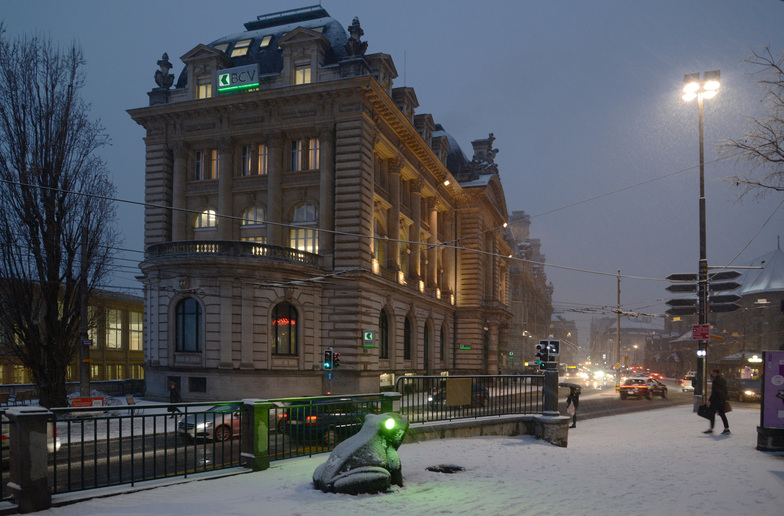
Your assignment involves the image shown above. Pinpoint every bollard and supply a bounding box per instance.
[542,361,560,416]
[6,406,52,513]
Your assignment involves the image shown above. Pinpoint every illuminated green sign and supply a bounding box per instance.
[217,65,259,93]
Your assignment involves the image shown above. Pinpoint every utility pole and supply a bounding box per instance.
[79,222,90,396]
[616,270,621,391]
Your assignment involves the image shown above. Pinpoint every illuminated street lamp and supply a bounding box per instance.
[682,70,720,405]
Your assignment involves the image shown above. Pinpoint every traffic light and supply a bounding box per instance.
[333,353,341,368]
[323,349,333,370]
[535,341,549,369]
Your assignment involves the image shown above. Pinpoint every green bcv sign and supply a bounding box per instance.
[217,65,259,93]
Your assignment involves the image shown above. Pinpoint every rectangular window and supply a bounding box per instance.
[294,65,311,85]
[307,138,319,169]
[258,144,268,175]
[198,78,212,99]
[88,306,99,348]
[291,140,302,171]
[259,35,273,48]
[129,311,143,351]
[105,309,123,349]
[189,377,207,393]
[289,228,318,254]
[291,139,319,171]
[231,39,252,57]
[131,364,144,379]
[13,365,25,384]
[91,365,101,381]
[195,150,218,180]
[241,145,252,176]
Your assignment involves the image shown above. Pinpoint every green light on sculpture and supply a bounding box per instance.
[384,418,395,430]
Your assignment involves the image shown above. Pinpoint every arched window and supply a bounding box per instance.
[373,217,387,268]
[379,309,389,359]
[175,297,202,352]
[240,206,266,243]
[440,323,447,362]
[404,316,412,360]
[272,302,298,355]
[289,202,318,253]
[195,209,217,229]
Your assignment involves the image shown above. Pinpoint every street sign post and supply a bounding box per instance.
[692,324,710,340]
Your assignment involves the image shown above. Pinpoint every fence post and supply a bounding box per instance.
[381,392,402,413]
[242,399,272,471]
[6,406,52,513]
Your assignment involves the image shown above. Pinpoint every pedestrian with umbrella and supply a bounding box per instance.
[560,382,582,428]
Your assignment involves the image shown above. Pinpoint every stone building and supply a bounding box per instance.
[129,6,519,401]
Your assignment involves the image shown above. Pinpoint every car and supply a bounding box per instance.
[619,377,668,400]
[177,404,243,442]
[282,398,378,446]
[428,382,489,409]
[727,378,762,403]
[681,371,697,392]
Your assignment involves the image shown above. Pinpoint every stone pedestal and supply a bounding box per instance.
[756,425,784,452]
[6,406,52,513]
[533,415,571,448]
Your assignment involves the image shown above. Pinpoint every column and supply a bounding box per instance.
[241,283,254,369]
[487,322,499,375]
[388,160,401,272]
[318,125,335,263]
[428,199,438,288]
[409,179,421,281]
[442,211,454,295]
[217,138,234,240]
[219,279,233,368]
[171,143,188,241]
[267,133,285,247]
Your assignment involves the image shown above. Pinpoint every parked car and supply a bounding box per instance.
[428,382,490,409]
[619,377,668,400]
[177,404,243,442]
[727,378,762,403]
[282,398,378,446]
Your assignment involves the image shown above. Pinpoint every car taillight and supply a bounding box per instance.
[305,415,318,426]
[1,434,8,441]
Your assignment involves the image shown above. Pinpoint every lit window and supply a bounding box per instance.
[214,43,229,53]
[289,202,318,253]
[311,26,324,33]
[105,309,123,349]
[231,39,252,57]
[198,78,212,99]
[379,310,389,359]
[258,144,268,175]
[241,206,265,226]
[259,35,273,48]
[294,64,311,85]
[241,145,252,176]
[291,138,319,171]
[195,209,217,229]
[272,302,298,355]
[129,312,143,351]
[195,150,218,180]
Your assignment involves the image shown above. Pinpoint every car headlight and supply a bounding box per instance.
[427,396,434,402]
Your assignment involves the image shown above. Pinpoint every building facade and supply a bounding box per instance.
[129,7,525,401]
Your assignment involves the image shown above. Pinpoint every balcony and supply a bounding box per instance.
[145,240,320,267]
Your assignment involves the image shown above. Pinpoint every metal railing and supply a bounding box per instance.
[48,402,245,495]
[146,240,320,266]
[395,375,545,424]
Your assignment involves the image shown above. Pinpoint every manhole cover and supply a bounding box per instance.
[426,464,464,474]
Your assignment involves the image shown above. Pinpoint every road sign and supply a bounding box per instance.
[709,270,741,281]
[362,329,376,347]
[666,298,697,307]
[666,306,697,316]
[326,372,334,380]
[710,294,741,304]
[692,324,710,340]
[666,284,698,293]
[710,303,741,313]
[666,273,698,282]
[710,281,741,292]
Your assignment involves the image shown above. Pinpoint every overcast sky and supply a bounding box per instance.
[3,1,784,347]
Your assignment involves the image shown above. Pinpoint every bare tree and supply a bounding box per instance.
[722,46,784,197]
[0,27,119,407]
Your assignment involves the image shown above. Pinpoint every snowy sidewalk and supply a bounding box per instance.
[39,404,783,516]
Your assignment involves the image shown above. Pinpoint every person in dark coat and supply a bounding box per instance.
[705,368,730,435]
[566,385,581,428]
[168,381,182,418]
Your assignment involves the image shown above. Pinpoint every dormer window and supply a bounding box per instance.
[231,39,252,57]
[312,26,324,33]
[197,78,212,99]
[294,64,312,85]
[213,43,229,53]
[259,35,273,48]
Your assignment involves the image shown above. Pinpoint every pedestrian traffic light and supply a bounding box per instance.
[323,349,333,370]
[535,341,549,369]
[333,353,341,368]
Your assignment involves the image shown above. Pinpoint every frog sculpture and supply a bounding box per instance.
[313,412,409,494]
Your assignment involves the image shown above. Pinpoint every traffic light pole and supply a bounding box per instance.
[543,361,559,416]
[697,93,709,408]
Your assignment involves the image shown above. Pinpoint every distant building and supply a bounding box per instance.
[0,290,144,384]
[128,6,546,401]
[590,316,663,371]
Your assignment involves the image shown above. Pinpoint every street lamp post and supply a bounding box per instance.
[682,70,720,405]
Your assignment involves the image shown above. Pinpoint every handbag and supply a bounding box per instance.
[724,401,732,413]
[697,404,713,419]
[567,404,575,416]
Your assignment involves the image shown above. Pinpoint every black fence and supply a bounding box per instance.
[395,375,545,423]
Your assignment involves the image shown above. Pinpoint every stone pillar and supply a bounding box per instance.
[171,143,188,241]
[409,179,421,281]
[388,160,401,272]
[443,211,454,294]
[487,322,499,375]
[318,125,335,263]
[240,283,254,369]
[242,399,273,471]
[428,199,438,288]
[219,279,233,368]
[6,407,52,512]
[267,133,285,247]
[217,139,234,240]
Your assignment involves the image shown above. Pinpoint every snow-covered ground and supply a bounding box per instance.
[39,404,783,516]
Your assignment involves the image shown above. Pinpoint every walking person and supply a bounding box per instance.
[168,381,182,418]
[565,384,581,429]
[704,368,730,435]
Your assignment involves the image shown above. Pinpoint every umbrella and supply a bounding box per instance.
[559,382,582,390]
